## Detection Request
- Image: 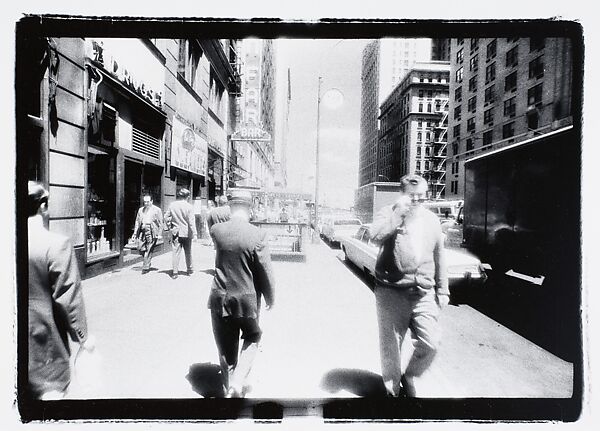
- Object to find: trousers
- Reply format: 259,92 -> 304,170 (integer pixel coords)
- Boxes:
374,284 -> 441,396
171,236 -> 193,274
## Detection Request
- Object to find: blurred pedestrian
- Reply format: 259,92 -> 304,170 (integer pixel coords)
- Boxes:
207,195 -> 231,232
208,189 -> 275,398
133,195 -> 164,274
165,188 -> 197,279
279,206 -> 289,223
27,181 -> 95,399
370,174 -> 449,397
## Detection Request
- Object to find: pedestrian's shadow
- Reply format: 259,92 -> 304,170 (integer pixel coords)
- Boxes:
198,269 -> 216,277
186,362 -> 225,398
320,368 -> 387,397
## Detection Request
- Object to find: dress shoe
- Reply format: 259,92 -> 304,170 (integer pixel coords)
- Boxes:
170,273 -> 178,280
141,268 -> 149,275
187,269 -> 194,275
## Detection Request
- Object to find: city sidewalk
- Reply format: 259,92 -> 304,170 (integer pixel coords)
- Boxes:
67,240 -> 573,400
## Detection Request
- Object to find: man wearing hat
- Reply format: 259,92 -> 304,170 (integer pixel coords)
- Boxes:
165,188 -> 197,279
27,181 -> 94,399
370,174 -> 449,397
207,189 -> 275,398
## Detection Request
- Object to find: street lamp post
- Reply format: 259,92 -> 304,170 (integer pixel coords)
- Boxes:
313,77 -> 344,243
314,76 -> 323,240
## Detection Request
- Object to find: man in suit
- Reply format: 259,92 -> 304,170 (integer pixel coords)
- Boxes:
208,189 -> 275,398
133,194 -> 164,274
207,195 -> 231,232
27,181 -> 94,399
165,188 -> 197,279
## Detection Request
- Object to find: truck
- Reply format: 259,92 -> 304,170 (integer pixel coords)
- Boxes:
461,125 -> 580,362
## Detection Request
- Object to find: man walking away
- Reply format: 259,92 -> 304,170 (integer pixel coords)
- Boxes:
27,181 -> 95,399
370,174 -> 449,397
165,188 -> 197,279
133,195 -> 164,274
207,195 -> 231,232
208,189 -> 275,398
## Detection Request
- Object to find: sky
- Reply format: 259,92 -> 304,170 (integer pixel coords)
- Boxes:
274,39 -> 368,209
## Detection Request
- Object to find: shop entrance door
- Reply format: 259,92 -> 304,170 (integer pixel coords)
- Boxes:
124,160 -> 142,244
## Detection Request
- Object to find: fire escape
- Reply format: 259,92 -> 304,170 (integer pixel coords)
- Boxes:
427,97 -> 449,199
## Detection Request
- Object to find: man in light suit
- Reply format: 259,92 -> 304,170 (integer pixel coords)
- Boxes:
27,181 -> 94,399
208,189 -> 275,398
165,188 -> 197,279
133,195 -> 164,274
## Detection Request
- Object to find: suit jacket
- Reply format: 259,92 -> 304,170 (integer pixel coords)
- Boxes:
207,206 -> 231,231
28,218 -> 88,396
133,204 -> 164,239
208,218 -> 275,318
165,199 -> 197,239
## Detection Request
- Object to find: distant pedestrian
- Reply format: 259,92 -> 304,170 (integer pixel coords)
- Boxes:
133,195 -> 164,274
370,174 -> 449,397
208,189 -> 275,398
279,206 -> 289,223
27,181 -> 94,399
165,188 -> 197,279
207,195 -> 231,233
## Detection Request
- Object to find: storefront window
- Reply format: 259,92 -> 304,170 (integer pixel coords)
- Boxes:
87,147 -> 116,260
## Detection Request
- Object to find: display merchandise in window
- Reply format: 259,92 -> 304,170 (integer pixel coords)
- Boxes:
87,148 -> 116,260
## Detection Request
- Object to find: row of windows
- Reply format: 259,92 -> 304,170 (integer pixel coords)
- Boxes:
453,82 -> 543,126
454,39 -> 546,84
451,111 -> 541,156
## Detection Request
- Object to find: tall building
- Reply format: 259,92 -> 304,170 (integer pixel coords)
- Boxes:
378,62 -> 450,198
446,37 -> 573,199
432,38 -> 451,61
231,38 -> 277,189
359,38 -> 434,187
274,67 -> 291,189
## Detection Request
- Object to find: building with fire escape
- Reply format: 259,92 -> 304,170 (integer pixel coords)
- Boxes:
446,37 -> 573,199
377,62 -> 450,198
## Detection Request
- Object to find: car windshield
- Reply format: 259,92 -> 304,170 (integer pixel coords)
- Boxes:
334,219 -> 361,226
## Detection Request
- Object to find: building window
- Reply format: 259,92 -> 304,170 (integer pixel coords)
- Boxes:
454,105 -> 462,121
419,89 -> 424,98
456,67 -> 463,83
485,62 -> 496,83
506,46 -> 518,67
453,124 -> 461,138
468,76 -> 477,92
427,103 -> 432,113
456,48 -> 464,63
484,108 -> 494,124
470,55 -> 479,72
530,37 -> 545,52
417,132 -> 422,141
417,146 -> 421,156
483,129 -> 493,146
470,38 -> 479,52
418,120 -> 423,128
467,117 -> 475,132
503,121 -> 515,139
425,146 -> 431,156
527,111 -> 539,130
452,142 -> 459,154
419,103 -> 423,112
455,86 -> 462,102
468,96 -> 477,113
527,83 -> 543,106
484,85 -> 495,104
503,97 -> 516,117
486,39 -> 497,60
529,55 -> 544,79
505,71 -> 517,92
427,90 -> 433,98
466,138 -> 474,150
178,39 -> 203,93
416,161 -> 421,171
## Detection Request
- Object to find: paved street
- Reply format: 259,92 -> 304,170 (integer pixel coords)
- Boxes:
66,239 -> 573,400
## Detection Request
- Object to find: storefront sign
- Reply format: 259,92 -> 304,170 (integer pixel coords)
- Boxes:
86,38 -> 164,109
230,125 -> 272,142
171,117 -> 208,176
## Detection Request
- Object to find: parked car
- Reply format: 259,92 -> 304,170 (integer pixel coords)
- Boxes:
339,224 -> 487,295
321,217 -> 362,245
422,199 -> 464,222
